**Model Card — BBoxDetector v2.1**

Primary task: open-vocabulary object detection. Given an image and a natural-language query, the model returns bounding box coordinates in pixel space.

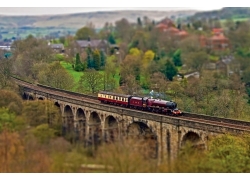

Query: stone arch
[22,92,34,100]
[54,102,60,108]
[76,108,87,142]
[29,95,34,100]
[181,131,205,150]
[127,121,158,159]
[54,102,62,116]
[22,92,29,100]
[88,111,102,147]
[63,105,74,136]
[38,97,44,100]
[104,115,118,142]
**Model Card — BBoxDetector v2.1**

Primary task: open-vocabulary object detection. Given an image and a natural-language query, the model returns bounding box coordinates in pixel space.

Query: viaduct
[15,79,250,162]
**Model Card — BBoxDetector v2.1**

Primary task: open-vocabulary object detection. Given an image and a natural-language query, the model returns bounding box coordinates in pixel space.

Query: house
[76,39,110,54]
[155,18,188,40]
[199,28,230,51]
[49,43,65,53]
[204,55,240,77]
[0,41,12,51]
[216,56,240,77]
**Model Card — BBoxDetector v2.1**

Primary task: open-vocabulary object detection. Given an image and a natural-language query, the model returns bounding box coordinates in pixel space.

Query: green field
[60,61,83,83]
[220,17,250,26]
[60,61,121,91]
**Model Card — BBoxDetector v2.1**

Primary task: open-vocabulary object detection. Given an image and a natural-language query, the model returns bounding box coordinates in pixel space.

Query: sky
[0,0,248,16]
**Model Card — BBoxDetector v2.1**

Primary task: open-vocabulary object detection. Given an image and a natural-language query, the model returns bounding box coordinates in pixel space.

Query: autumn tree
[0,129,25,172]
[140,50,155,89]
[120,48,141,85]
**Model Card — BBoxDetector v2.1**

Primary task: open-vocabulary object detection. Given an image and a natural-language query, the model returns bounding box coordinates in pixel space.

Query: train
[97,91,182,116]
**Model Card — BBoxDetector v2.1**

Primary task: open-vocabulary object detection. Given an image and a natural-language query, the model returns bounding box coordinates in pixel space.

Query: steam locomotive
[97,91,182,116]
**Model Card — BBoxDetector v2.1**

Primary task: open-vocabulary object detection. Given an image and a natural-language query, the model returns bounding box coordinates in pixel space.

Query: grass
[60,61,83,83]
[60,61,121,91]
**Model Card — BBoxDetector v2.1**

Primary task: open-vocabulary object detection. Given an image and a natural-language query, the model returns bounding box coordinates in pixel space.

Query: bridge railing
[36,84,98,100]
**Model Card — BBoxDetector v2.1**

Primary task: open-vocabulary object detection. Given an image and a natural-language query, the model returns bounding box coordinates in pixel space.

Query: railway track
[11,76,250,132]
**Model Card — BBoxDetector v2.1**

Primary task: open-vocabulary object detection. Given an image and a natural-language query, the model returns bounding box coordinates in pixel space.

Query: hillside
[0,10,197,29]
[191,7,250,20]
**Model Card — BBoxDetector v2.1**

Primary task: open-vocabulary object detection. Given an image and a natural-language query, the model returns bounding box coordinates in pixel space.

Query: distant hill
[0,10,197,29]
[191,7,250,20]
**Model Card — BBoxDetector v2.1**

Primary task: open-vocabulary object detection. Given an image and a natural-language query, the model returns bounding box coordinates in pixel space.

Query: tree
[74,53,85,72]
[11,36,54,80]
[92,49,101,70]
[0,129,25,172]
[104,55,117,91]
[115,18,134,43]
[172,49,182,66]
[185,51,208,73]
[0,57,12,89]
[164,59,178,81]
[100,50,106,67]
[107,34,116,44]
[31,124,57,144]
[242,66,250,84]
[137,17,142,27]
[37,61,75,90]
[123,74,141,95]
[120,53,141,86]
[77,69,103,94]
[0,90,23,115]
[129,30,148,51]
[149,72,169,96]
[22,100,61,128]
[75,26,96,40]
[86,47,94,69]
[140,50,155,89]
[204,134,250,172]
